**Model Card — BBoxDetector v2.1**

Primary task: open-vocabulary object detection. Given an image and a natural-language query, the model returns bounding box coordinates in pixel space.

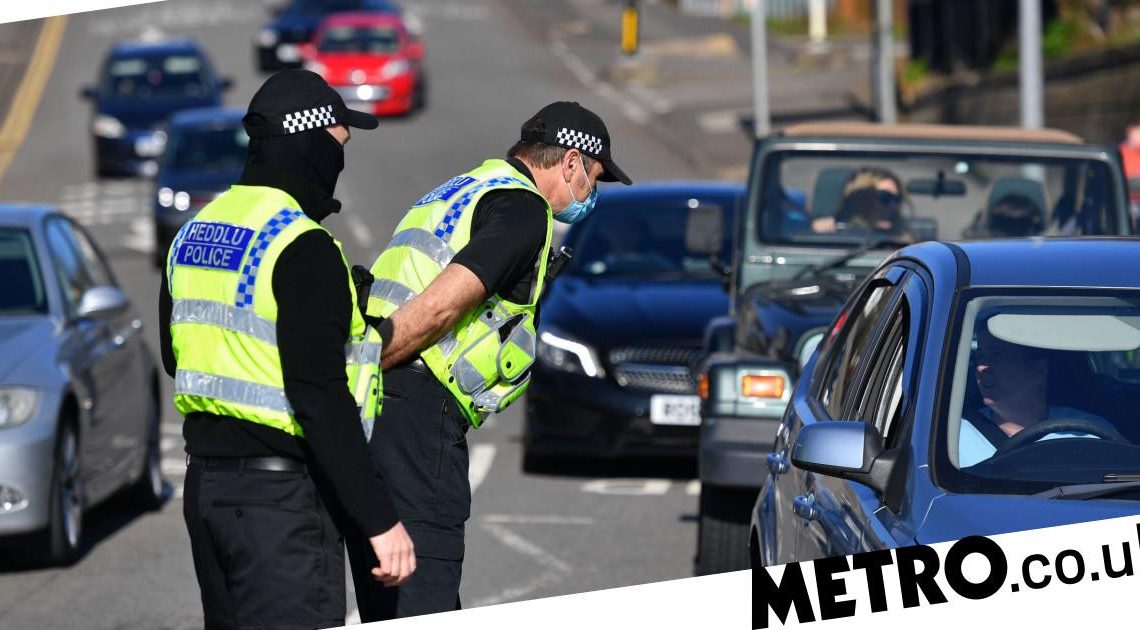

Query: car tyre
[126,391,166,511]
[521,445,552,475]
[44,420,83,567]
[695,484,752,575]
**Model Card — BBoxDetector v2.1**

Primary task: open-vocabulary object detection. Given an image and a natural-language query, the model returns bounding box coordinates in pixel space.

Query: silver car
[0,205,163,566]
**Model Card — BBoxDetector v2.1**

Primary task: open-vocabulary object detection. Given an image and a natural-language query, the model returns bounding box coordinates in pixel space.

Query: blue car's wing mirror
[791,421,908,511]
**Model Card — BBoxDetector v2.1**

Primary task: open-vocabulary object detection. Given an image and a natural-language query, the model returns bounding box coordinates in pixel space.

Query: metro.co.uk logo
[753,521,1140,628]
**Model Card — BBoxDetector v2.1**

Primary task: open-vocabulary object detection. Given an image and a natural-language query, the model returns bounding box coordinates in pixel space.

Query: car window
[568,195,736,278]
[938,291,1140,495]
[66,220,116,289]
[44,218,95,314]
[103,52,210,99]
[817,281,900,419]
[0,228,47,315]
[852,306,907,439]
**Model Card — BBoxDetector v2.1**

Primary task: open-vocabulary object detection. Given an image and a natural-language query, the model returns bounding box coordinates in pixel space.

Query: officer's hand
[369,522,416,587]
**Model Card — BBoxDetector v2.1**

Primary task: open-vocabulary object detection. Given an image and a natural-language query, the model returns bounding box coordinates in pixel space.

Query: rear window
[0,228,47,315]
[317,25,401,54]
[164,124,249,172]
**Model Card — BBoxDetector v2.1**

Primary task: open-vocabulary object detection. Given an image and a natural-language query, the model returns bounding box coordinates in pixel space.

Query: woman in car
[811,167,913,241]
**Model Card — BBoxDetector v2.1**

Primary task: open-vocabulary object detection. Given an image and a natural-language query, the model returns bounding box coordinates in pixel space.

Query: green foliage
[1043,17,1078,60]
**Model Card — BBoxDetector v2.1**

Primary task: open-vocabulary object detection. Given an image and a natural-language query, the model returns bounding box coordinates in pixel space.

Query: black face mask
[239,128,346,222]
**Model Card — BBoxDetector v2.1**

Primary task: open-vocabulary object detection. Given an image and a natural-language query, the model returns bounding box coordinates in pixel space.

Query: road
[0,1,707,627]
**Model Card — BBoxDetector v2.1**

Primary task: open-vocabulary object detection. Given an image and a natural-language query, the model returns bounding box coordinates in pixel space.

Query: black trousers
[345,363,470,621]
[183,460,345,630]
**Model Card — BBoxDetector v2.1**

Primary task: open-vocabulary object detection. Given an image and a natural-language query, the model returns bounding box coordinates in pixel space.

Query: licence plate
[649,395,701,426]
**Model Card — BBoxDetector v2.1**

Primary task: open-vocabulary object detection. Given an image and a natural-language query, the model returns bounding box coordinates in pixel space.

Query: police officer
[345,102,632,620]
[159,70,415,629]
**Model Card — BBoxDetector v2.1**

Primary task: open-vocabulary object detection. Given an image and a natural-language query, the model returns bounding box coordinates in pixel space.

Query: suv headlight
[0,387,39,429]
[257,29,278,47]
[92,114,126,139]
[537,330,604,378]
[380,59,410,80]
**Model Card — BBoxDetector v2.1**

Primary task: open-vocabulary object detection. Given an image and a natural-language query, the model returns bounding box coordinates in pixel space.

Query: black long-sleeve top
[160,214,399,538]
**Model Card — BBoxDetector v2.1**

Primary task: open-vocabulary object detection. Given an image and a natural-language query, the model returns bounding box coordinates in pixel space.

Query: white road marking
[686,479,701,496]
[549,39,649,125]
[160,436,180,453]
[468,443,496,493]
[344,213,374,248]
[482,514,595,525]
[403,1,490,22]
[580,479,672,495]
[161,423,182,436]
[161,459,187,476]
[628,83,674,115]
[86,2,262,38]
[473,522,574,606]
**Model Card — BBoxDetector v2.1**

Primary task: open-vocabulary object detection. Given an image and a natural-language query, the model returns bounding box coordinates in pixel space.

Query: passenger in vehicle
[957,324,1116,467]
[811,167,912,240]
[963,192,1045,239]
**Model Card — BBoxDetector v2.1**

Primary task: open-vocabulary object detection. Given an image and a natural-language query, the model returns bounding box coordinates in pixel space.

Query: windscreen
[0,229,47,315]
[756,151,1125,247]
[939,292,1140,495]
[102,53,210,99]
[569,195,735,279]
[317,25,401,54]
[164,124,249,172]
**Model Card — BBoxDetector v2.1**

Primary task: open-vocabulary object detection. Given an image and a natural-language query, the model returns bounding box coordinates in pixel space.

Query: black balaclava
[238,120,345,223]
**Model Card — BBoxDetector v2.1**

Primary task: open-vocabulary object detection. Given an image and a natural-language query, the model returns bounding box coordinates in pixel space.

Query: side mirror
[76,286,128,319]
[80,85,98,101]
[299,43,317,60]
[791,421,907,511]
[686,205,724,256]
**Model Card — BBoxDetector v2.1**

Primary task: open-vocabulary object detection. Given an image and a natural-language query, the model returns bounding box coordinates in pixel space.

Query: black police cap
[520,101,632,185]
[243,69,378,138]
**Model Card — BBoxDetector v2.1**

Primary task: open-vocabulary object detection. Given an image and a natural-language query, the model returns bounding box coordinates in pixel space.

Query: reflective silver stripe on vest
[171,299,277,346]
[345,341,383,366]
[387,228,456,268]
[174,369,293,415]
[370,279,418,307]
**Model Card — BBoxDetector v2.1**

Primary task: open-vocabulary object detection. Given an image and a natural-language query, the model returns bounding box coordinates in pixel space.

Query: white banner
[0,0,166,25]
[341,516,1140,629]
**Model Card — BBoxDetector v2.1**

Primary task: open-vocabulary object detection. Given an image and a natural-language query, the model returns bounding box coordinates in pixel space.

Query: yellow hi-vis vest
[166,185,382,439]
[367,159,552,428]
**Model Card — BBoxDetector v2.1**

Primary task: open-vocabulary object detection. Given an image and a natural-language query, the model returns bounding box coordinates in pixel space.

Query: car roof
[777,122,1085,145]
[906,239,1140,289]
[169,107,247,128]
[0,204,58,226]
[110,37,203,56]
[319,11,405,27]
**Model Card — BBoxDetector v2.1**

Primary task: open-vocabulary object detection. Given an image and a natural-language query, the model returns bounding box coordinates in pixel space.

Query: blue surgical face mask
[554,155,597,224]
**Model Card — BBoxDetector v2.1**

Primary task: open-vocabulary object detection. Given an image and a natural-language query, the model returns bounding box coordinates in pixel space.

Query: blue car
[81,38,232,178]
[523,182,742,472]
[752,239,1140,568]
[255,0,401,72]
[151,107,248,266]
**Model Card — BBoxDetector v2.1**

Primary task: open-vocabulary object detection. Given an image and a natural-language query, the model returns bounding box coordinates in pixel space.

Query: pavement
[502,0,873,181]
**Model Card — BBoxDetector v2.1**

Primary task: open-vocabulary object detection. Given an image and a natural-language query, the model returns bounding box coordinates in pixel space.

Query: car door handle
[793,494,819,521]
[766,452,790,475]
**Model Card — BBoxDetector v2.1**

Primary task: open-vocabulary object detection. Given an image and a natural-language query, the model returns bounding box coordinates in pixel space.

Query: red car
[301,12,426,117]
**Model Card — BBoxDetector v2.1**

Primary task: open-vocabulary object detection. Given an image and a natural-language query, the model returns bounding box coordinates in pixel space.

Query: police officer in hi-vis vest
[344,102,632,620]
[159,70,415,629]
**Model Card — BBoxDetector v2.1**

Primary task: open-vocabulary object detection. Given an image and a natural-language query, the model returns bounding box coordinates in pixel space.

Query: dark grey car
[0,205,163,566]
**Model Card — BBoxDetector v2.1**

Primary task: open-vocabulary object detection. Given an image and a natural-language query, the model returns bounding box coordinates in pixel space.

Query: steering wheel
[996,417,1127,454]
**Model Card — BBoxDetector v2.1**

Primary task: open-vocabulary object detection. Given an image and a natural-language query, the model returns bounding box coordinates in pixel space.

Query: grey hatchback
[0,206,163,566]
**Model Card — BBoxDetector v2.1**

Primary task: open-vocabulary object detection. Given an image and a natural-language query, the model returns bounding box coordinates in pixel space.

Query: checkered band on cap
[282,105,337,134]
[555,127,604,155]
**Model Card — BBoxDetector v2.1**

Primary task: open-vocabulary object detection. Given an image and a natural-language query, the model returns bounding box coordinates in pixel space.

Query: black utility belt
[188,455,306,473]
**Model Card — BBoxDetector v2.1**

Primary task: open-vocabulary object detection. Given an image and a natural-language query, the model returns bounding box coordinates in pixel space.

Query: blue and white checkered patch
[432,176,529,241]
[413,176,477,208]
[234,208,306,308]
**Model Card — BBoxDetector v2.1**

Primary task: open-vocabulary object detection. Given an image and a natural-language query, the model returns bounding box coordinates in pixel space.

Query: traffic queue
[1,0,1140,628]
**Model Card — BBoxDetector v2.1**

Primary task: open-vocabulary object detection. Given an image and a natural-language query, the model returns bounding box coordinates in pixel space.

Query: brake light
[697,373,709,400]
[740,374,785,399]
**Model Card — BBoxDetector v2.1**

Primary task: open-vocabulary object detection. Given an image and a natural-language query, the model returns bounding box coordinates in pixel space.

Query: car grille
[608,345,701,394]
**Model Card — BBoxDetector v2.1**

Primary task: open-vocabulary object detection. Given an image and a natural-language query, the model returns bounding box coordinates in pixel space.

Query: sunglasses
[876,190,902,206]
